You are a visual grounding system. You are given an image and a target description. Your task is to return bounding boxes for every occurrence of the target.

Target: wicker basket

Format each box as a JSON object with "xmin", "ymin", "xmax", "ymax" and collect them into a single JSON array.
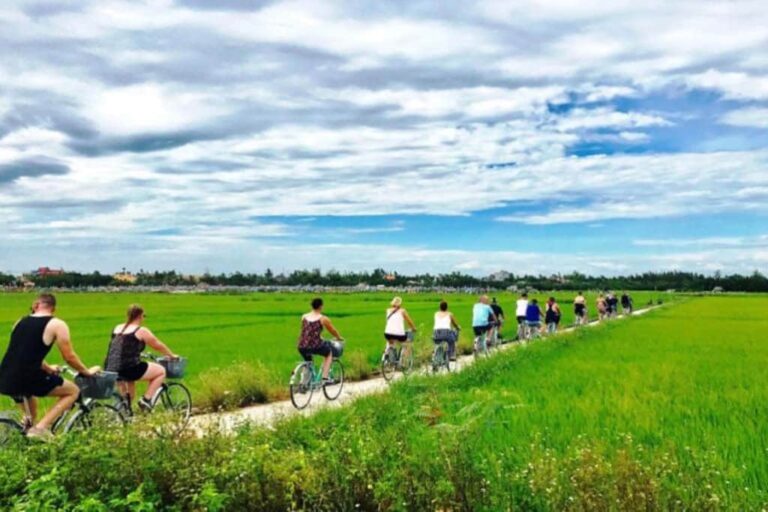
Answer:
[
  {"xmin": 158, "ymin": 357, "xmax": 188, "ymax": 378},
  {"xmin": 75, "ymin": 371, "xmax": 118, "ymax": 399}
]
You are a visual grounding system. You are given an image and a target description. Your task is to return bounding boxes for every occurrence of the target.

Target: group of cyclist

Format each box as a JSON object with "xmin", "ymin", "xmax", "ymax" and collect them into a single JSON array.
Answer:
[
  {"xmin": 0, "ymin": 293, "xmax": 179, "ymax": 439},
  {"xmin": 298, "ymin": 289, "xmax": 635, "ymax": 371},
  {"xmin": 1, "ymin": 290, "xmax": 638, "ymax": 436}
]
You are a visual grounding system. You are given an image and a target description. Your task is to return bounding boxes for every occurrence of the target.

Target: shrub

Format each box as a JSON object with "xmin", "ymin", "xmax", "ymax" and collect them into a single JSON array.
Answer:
[{"xmin": 195, "ymin": 361, "xmax": 284, "ymax": 412}]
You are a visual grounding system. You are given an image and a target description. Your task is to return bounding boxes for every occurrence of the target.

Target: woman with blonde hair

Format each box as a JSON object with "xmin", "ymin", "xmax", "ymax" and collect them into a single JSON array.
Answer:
[
  {"xmin": 105, "ymin": 304, "xmax": 178, "ymax": 411},
  {"xmin": 384, "ymin": 296, "xmax": 417, "ymax": 360}
]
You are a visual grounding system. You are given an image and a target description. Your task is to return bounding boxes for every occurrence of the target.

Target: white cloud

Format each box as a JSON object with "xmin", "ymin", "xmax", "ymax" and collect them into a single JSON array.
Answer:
[
  {"xmin": 685, "ymin": 70, "xmax": 768, "ymax": 101},
  {"xmin": 88, "ymin": 84, "xmax": 228, "ymax": 136},
  {"xmin": 2, "ymin": 0, "xmax": 768, "ymax": 273},
  {"xmin": 720, "ymin": 107, "xmax": 768, "ymax": 128}
]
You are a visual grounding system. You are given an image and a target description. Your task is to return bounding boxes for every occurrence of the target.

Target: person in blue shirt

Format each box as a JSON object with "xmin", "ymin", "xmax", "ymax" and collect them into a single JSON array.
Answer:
[
  {"xmin": 472, "ymin": 295, "xmax": 498, "ymax": 342},
  {"xmin": 525, "ymin": 298, "xmax": 543, "ymax": 336}
]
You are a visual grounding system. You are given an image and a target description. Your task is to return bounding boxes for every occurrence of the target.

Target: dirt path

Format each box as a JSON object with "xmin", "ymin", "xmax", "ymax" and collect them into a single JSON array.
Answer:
[{"xmin": 191, "ymin": 307, "xmax": 656, "ymax": 434}]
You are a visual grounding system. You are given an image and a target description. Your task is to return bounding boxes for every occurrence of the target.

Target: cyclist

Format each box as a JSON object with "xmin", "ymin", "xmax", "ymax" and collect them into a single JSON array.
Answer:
[
  {"xmin": 545, "ymin": 297, "xmax": 561, "ymax": 333},
  {"xmin": 597, "ymin": 293, "xmax": 608, "ymax": 320},
  {"xmin": 607, "ymin": 292, "xmax": 619, "ymax": 318},
  {"xmin": 105, "ymin": 304, "xmax": 179, "ymax": 411},
  {"xmin": 490, "ymin": 297, "xmax": 505, "ymax": 342},
  {"xmin": 384, "ymin": 297, "xmax": 417, "ymax": 362},
  {"xmin": 574, "ymin": 292, "xmax": 587, "ymax": 325},
  {"xmin": 472, "ymin": 295, "xmax": 497, "ymax": 347},
  {"xmin": 433, "ymin": 300, "xmax": 461, "ymax": 361},
  {"xmin": 515, "ymin": 292, "xmax": 529, "ymax": 338},
  {"xmin": 525, "ymin": 299, "xmax": 543, "ymax": 337},
  {"xmin": 298, "ymin": 297, "xmax": 343, "ymax": 383},
  {"xmin": 0, "ymin": 293, "xmax": 99, "ymax": 439},
  {"xmin": 621, "ymin": 292, "xmax": 633, "ymax": 314}
]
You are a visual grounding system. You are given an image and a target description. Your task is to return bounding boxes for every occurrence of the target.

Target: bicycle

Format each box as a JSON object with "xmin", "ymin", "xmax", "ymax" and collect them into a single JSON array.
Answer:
[
  {"xmin": 289, "ymin": 340, "xmax": 345, "ymax": 410},
  {"xmin": 112, "ymin": 353, "xmax": 192, "ymax": 437},
  {"xmin": 473, "ymin": 328, "xmax": 490, "ymax": 359},
  {"xmin": 431, "ymin": 329, "xmax": 458, "ymax": 373},
  {"xmin": 0, "ymin": 366, "xmax": 124, "ymax": 444},
  {"xmin": 488, "ymin": 322, "xmax": 503, "ymax": 351},
  {"xmin": 522, "ymin": 322, "xmax": 542, "ymax": 342},
  {"xmin": 381, "ymin": 331, "xmax": 415, "ymax": 382}
]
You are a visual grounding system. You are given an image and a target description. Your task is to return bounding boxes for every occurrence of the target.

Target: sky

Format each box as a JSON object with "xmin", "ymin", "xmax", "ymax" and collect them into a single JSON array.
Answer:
[{"xmin": 1, "ymin": 0, "xmax": 767, "ymax": 276}]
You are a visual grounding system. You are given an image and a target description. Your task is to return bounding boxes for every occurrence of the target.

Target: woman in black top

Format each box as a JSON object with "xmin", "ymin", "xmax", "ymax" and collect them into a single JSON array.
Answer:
[
  {"xmin": 105, "ymin": 304, "xmax": 177, "ymax": 410},
  {"xmin": 545, "ymin": 297, "xmax": 561, "ymax": 334}
]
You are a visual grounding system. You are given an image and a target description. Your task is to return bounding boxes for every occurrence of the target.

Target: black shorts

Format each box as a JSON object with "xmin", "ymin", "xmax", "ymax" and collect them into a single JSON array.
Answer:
[
  {"xmin": 299, "ymin": 341, "xmax": 332, "ymax": 362},
  {"xmin": 516, "ymin": 315, "xmax": 526, "ymax": 325},
  {"xmin": 8, "ymin": 372, "xmax": 64, "ymax": 403},
  {"xmin": 117, "ymin": 362, "xmax": 149, "ymax": 382},
  {"xmin": 473, "ymin": 325, "xmax": 490, "ymax": 336},
  {"xmin": 384, "ymin": 333, "xmax": 408, "ymax": 342},
  {"xmin": 574, "ymin": 305, "xmax": 585, "ymax": 317}
]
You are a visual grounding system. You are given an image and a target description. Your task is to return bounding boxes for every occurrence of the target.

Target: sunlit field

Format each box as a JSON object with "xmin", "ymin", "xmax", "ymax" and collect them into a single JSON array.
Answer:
[
  {"xmin": 0, "ymin": 290, "xmax": 664, "ymax": 405},
  {"xmin": 0, "ymin": 295, "xmax": 765, "ymax": 509}
]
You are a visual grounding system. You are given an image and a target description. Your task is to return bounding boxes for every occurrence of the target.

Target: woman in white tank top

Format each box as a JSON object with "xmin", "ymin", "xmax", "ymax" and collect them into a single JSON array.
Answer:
[
  {"xmin": 384, "ymin": 297, "xmax": 417, "ymax": 358},
  {"xmin": 433, "ymin": 300, "xmax": 461, "ymax": 360}
]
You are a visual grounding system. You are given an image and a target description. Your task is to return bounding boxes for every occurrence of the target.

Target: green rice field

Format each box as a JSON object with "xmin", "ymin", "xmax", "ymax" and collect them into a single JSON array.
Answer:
[
  {"xmin": 0, "ymin": 294, "xmax": 764, "ymax": 509},
  {"xmin": 0, "ymin": 290, "xmax": 664, "ymax": 406}
]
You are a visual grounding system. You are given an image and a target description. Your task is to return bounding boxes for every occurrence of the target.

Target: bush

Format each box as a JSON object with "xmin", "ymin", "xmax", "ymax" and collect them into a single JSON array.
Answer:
[
  {"xmin": 195, "ymin": 361, "xmax": 284, "ymax": 412},
  {"xmin": 344, "ymin": 350, "xmax": 374, "ymax": 380}
]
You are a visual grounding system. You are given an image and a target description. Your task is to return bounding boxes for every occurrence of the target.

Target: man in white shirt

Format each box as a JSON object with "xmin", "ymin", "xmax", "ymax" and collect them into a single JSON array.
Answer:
[{"xmin": 515, "ymin": 292, "xmax": 528, "ymax": 339}]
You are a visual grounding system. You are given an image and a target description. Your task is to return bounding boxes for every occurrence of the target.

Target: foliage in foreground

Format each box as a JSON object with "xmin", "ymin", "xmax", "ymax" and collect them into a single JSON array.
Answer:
[{"xmin": 0, "ymin": 297, "xmax": 765, "ymax": 510}]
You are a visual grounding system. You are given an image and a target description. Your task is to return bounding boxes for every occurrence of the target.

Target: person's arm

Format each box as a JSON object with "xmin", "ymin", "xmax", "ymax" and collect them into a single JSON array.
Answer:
[
  {"xmin": 41, "ymin": 361, "xmax": 61, "ymax": 375},
  {"xmin": 53, "ymin": 321, "xmax": 97, "ymax": 376},
  {"xmin": 449, "ymin": 313, "xmax": 461, "ymax": 330},
  {"xmin": 321, "ymin": 316, "xmax": 342, "ymax": 339},
  {"xmin": 137, "ymin": 328, "xmax": 176, "ymax": 358},
  {"xmin": 402, "ymin": 309, "xmax": 417, "ymax": 331}
]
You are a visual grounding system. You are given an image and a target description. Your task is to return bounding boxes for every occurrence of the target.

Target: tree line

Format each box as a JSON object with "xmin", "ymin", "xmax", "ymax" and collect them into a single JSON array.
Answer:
[{"xmin": 1, "ymin": 268, "xmax": 767, "ymax": 292}]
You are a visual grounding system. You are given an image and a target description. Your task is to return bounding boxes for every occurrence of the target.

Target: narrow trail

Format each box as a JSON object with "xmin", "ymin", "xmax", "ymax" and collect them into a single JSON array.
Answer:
[{"xmin": 191, "ymin": 307, "xmax": 657, "ymax": 434}]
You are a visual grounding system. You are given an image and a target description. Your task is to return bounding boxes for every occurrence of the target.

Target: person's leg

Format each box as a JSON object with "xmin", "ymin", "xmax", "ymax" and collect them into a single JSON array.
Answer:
[
  {"xmin": 17, "ymin": 397, "xmax": 37, "ymax": 425},
  {"xmin": 35, "ymin": 381, "xmax": 79, "ymax": 431},
  {"xmin": 321, "ymin": 353, "xmax": 333, "ymax": 378},
  {"xmin": 124, "ymin": 381, "xmax": 137, "ymax": 403},
  {"xmin": 138, "ymin": 362, "xmax": 166, "ymax": 402}
]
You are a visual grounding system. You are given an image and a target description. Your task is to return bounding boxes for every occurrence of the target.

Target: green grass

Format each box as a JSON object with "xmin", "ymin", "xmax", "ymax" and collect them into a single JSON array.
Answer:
[
  {"xmin": 0, "ymin": 290, "xmax": 665, "ymax": 408},
  {"xmin": 0, "ymin": 295, "xmax": 764, "ymax": 510}
]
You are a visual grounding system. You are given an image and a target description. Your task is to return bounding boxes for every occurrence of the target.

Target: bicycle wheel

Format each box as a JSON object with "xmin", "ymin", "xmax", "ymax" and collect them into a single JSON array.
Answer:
[
  {"xmin": 322, "ymin": 360, "xmax": 344, "ymax": 400},
  {"xmin": 381, "ymin": 347, "xmax": 397, "ymax": 382},
  {"xmin": 400, "ymin": 346, "xmax": 414, "ymax": 375},
  {"xmin": 153, "ymin": 382, "xmax": 192, "ymax": 435},
  {"xmin": 431, "ymin": 344, "xmax": 443, "ymax": 373},
  {"xmin": 290, "ymin": 363, "xmax": 315, "ymax": 409},
  {"xmin": 64, "ymin": 403, "xmax": 125, "ymax": 433},
  {"xmin": 0, "ymin": 418, "xmax": 22, "ymax": 445}
]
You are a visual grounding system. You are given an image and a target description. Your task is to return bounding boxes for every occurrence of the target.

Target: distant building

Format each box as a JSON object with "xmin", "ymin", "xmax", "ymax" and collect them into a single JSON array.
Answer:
[
  {"xmin": 32, "ymin": 267, "xmax": 64, "ymax": 277},
  {"xmin": 113, "ymin": 272, "xmax": 137, "ymax": 284},
  {"xmin": 488, "ymin": 271, "xmax": 511, "ymax": 282},
  {"xmin": 712, "ymin": 286, "xmax": 724, "ymax": 293},
  {"xmin": 384, "ymin": 274, "xmax": 397, "ymax": 282}
]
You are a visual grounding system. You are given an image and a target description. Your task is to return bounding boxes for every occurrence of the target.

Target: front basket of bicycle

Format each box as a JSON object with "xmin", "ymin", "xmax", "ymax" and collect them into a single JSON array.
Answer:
[
  {"xmin": 75, "ymin": 371, "xmax": 118, "ymax": 399},
  {"xmin": 158, "ymin": 357, "xmax": 188, "ymax": 378},
  {"xmin": 330, "ymin": 341, "xmax": 345, "ymax": 359}
]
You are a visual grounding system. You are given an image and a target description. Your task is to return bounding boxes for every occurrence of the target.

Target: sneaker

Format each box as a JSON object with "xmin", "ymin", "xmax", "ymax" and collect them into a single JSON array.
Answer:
[
  {"xmin": 26, "ymin": 427, "xmax": 54, "ymax": 441},
  {"xmin": 138, "ymin": 396, "xmax": 154, "ymax": 411},
  {"xmin": 322, "ymin": 377, "xmax": 336, "ymax": 385}
]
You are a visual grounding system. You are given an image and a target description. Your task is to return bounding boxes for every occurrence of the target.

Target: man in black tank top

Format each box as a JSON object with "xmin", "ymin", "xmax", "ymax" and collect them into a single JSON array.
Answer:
[{"xmin": 0, "ymin": 293, "xmax": 99, "ymax": 438}]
